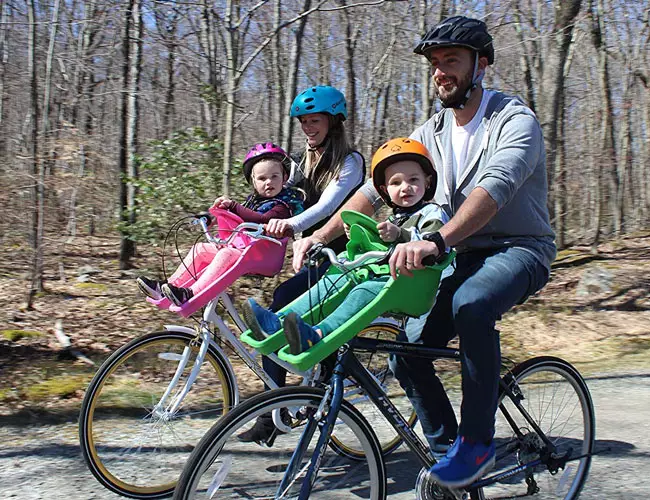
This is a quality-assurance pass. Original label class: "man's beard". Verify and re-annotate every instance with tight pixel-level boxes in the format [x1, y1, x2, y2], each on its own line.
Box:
[434, 69, 474, 109]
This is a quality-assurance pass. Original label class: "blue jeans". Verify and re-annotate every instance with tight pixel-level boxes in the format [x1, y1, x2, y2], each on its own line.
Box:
[390, 247, 550, 446]
[262, 261, 331, 389]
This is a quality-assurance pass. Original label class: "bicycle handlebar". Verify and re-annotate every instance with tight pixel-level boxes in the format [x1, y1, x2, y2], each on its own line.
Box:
[307, 241, 443, 273]
[307, 243, 390, 272]
[192, 216, 283, 247]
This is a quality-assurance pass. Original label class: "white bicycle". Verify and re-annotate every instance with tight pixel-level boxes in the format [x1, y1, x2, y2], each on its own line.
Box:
[79, 211, 413, 499]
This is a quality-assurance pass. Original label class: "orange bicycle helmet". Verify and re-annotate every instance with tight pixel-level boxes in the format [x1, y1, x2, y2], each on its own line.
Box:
[371, 138, 437, 205]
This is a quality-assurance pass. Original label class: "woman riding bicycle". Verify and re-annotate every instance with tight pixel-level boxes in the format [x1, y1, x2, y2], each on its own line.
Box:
[239, 85, 366, 443]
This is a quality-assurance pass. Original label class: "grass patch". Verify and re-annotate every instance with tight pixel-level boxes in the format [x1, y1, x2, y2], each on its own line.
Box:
[74, 282, 108, 292]
[23, 374, 91, 401]
[2, 329, 43, 341]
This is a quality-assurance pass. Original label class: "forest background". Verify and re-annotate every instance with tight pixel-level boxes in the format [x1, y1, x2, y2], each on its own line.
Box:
[0, 0, 649, 412]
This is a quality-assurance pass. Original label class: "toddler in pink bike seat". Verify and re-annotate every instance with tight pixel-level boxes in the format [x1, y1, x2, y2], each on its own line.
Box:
[136, 142, 304, 306]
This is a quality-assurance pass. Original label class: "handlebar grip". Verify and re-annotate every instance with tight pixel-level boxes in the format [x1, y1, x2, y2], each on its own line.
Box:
[305, 242, 325, 260]
[193, 212, 214, 225]
[422, 253, 446, 267]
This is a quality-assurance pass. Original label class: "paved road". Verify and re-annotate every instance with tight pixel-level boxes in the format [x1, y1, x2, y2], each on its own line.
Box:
[1, 372, 648, 499]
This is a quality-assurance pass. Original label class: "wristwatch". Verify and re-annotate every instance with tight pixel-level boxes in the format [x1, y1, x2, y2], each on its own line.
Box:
[423, 231, 446, 255]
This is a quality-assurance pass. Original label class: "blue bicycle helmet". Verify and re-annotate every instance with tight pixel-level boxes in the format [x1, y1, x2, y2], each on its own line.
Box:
[290, 85, 347, 120]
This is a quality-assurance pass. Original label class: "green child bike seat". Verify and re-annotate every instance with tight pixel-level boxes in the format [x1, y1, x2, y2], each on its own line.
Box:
[241, 210, 455, 371]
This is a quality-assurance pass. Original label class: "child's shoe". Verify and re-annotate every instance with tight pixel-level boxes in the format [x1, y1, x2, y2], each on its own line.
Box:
[162, 284, 194, 306]
[136, 277, 165, 300]
[242, 299, 281, 340]
[428, 436, 495, 488]
[283, 312, 322, 355]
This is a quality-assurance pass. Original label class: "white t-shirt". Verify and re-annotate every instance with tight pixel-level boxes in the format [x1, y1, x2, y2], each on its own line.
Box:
[450, 89, 494, 190]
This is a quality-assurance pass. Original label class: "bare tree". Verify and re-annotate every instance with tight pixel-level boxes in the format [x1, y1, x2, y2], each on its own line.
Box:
[0, 0, 9, 160]
[26, 0, 41, 308]
[536, 0, 581, 229]
[587, 0, 617, 242]
[280, 0, 311, 152]
[118, 0, 143, 269]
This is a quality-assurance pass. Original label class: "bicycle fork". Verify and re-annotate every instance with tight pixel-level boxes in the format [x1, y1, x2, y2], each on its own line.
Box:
[277, 352, 347, 499]
[151, 326, 211, 420]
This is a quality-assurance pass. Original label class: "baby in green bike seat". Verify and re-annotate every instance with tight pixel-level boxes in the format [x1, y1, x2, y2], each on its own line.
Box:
[243, 138, 449, 355]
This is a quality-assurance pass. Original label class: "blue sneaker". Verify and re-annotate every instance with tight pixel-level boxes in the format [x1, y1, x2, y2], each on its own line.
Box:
[243, 299, 281, 340]
[283, 312, 322, 355]
[428, 436, 495, 488]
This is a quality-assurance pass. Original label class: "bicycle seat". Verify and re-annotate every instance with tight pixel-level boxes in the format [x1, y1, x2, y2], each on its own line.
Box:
[149, 209, 288, 318]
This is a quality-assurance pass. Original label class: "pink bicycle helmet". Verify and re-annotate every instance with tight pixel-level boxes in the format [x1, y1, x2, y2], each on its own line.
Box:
[242, 142, 289, 183]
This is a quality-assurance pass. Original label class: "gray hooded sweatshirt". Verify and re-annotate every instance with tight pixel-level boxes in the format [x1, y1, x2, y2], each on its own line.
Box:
[361, 91, 556, 271]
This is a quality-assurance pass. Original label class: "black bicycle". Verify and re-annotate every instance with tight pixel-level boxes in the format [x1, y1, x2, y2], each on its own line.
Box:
[173, 244, 595, 500]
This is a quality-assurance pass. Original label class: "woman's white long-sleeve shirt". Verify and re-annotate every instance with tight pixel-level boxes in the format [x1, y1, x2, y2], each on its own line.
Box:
[285, 152, 364, 234]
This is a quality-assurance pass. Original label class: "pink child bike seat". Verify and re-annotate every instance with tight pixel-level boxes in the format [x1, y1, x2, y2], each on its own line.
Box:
[147, 208, 288, 317]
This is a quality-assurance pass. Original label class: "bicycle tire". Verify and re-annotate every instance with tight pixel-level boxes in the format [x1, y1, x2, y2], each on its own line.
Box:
[330, 322, 418, 459]
[79, 329, 236, 499]
[476, 356, 594, 499]
[173, 386, 387, 500]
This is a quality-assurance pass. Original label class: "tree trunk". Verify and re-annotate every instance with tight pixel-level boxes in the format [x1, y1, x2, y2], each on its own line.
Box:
[280, 0, 310, 152]
[199, 0, 218, 136]
[513, 3, 536, 112]
[588, 0, 619, 236]
[337, 0, 357, 142]
[118, 0, 134, 268]
[271, 0, 283, 140]
[0, 0, 9, 160]
[221, 0, 239, 196]
[26, 0, 42, 308]
[538, 0, 581, 226]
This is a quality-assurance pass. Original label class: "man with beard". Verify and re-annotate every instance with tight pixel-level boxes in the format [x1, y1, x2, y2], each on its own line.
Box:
[292, 16, 556, 487]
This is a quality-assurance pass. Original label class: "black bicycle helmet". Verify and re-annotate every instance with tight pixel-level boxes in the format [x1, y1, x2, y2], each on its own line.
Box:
[414, 16, 494, 65]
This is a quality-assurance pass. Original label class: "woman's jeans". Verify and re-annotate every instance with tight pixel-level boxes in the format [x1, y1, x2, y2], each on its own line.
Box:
[390, 246, 550, 448]
[262, 261, 330, 389]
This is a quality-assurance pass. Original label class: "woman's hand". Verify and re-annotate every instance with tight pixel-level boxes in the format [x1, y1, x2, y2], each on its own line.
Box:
[377, 221, 400, 242]
[265, 218, 294, 239]
[212, 196, 233, 209]
[388, 240, 439, 279]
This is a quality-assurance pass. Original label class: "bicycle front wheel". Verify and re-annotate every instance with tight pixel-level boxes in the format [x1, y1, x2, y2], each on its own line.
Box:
[331, 322, 417, 459]
[480, 356, 594, 499]
[174, 386, 387, 500]
[79, 330, 236, 499]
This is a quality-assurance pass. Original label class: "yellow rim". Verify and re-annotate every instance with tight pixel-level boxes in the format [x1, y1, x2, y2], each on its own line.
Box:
[330, 323, 417, 458]
[84, 334, 231, 496]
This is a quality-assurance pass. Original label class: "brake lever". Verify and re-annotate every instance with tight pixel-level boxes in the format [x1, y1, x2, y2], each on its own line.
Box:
[305, 242, 325, 266]
[239, 224, 283, 246]
[422, 252, 448, 266]
[372, 245, 396, 267]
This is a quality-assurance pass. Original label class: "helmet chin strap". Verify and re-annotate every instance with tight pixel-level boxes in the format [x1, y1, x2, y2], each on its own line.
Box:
[306, 135, 330, 152]
[443, 52, 482, 110]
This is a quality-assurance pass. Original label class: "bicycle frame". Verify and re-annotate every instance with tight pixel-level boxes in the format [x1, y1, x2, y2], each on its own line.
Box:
[154, 291, 316, 421]
[293, 335, 579, 499]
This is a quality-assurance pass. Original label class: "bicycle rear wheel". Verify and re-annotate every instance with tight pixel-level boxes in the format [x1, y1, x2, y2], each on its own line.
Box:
[479, 356, 594, 499]
[173, 386, 387, 500]
[331, 322, 417, 459]
[79, 330, 236, 499]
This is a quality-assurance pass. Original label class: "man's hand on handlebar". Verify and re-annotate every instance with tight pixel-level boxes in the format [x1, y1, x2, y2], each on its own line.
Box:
[388, 240, 439, 279]
[292, 235, 327, 272]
